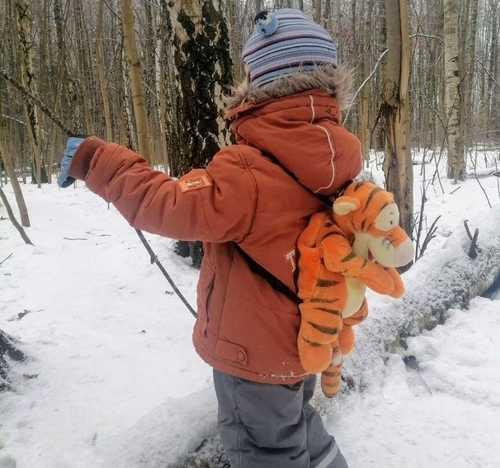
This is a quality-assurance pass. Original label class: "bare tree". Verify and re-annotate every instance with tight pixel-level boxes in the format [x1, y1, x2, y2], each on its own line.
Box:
[15, 0, 45, 185]
[444, 0, 465, 180]
[381, 0, 414, 236]
[120, 0, 153, 162]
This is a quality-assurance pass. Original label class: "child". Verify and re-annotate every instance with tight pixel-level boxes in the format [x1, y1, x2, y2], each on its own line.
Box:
[58, 9, 362, 468]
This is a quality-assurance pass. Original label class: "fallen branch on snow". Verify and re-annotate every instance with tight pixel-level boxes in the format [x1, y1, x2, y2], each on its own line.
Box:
[0, 253, 13, 266]
[466, 167, 500, 179]
[344, 205, 500, 389]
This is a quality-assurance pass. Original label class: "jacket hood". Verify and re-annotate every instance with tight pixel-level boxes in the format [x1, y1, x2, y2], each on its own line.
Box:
[226, 72, 362, 197]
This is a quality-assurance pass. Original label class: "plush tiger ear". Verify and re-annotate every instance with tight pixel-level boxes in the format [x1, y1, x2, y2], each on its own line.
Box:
[333, 196, 360, 216]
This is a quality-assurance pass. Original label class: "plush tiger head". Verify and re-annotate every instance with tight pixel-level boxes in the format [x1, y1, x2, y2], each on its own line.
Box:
[332, 181, 414, 268]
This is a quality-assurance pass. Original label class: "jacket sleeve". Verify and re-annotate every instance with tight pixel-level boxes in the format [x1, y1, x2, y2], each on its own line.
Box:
[70, 138, 257, 242]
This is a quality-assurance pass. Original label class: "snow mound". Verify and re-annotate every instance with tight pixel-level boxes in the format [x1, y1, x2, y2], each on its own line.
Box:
[330, 297, 500, 468]
[344, 205, 500, 388]
[102, 387, 218, 468]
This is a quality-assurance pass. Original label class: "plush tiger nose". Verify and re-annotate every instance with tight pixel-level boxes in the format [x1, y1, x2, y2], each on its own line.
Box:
[388, 227, 414, 267]
[390, 227, 410, 247]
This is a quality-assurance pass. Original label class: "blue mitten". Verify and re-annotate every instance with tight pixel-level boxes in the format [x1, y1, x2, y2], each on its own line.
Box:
[58, 137, 85, 188]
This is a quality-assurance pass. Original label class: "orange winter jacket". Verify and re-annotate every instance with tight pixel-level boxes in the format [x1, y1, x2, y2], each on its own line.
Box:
[70, 91, 362, 384]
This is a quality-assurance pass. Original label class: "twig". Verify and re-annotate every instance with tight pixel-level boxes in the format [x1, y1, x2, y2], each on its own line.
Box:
[0, 69, 77, 136]
[474, 58, 500, 91]
[414, 188, 427, 260]
[449, 186, 462, 195]
[0, 253, 13, 266]
[464, 220, 480, 259]
[343, 49, 389, 125]
[418, 215, 441, 260]
[410, 33, 443, 43]
[63, 237, 88, 241]
[471, 151, 493, 209]
[135, 229, 197, 318]
[1, 114, 25, 126]
[0, 187, 33, 245]
[495, 158, 500, 199]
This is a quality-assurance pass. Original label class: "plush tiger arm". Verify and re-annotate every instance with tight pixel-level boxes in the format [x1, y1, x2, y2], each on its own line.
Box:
[320, 234, 398, 295]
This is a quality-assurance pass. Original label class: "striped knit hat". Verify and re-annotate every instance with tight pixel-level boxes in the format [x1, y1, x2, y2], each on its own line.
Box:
[242, 9, 338, 88]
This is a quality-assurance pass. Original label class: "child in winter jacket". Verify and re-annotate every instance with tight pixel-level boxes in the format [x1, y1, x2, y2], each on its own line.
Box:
[59, 9, 362, 468]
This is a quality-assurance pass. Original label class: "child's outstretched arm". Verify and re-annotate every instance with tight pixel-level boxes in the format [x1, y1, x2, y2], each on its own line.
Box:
[58, 137, 257, 243]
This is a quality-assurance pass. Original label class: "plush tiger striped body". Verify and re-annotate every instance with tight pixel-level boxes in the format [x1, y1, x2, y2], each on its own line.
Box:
[297, 181, 414, 397]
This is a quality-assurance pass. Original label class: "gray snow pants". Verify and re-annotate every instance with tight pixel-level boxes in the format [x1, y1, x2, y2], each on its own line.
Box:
[213, 370, 348, 468]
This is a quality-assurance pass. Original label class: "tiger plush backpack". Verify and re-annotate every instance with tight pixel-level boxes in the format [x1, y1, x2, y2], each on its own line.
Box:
[297, 180, 414, 397]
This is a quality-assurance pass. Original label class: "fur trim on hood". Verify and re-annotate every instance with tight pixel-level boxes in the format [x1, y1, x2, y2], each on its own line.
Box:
[226, 65, 352, 112]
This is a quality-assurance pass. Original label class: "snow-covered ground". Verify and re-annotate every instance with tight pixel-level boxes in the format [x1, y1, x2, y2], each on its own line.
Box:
[331, 297, 500, 468]
[0, 151, 499, 468]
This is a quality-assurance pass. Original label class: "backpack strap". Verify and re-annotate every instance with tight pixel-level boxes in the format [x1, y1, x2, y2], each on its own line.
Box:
[233, 148, 353, 305]
[233, 243, 300, 304]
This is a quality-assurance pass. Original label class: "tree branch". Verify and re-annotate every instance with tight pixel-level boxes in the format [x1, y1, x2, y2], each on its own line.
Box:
[343, 49, 389, 125]
[0, 69, 76, 136]
[0, 187, 33, 245]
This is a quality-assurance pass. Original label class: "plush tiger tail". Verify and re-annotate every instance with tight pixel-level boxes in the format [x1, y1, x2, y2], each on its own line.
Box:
[321, 362, 343, 398]
[319, 326, 353, 398]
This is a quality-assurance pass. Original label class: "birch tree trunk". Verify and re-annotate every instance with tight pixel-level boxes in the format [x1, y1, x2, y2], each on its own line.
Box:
[120, 0, 153, 163]
[313, 0, 322, 24]
[462, 0, 478, 150]
[165, 1, 233, 176]
[444, 0, 465, 181]
[381, 0, 413, 237]
[358, 0, 374, 161]
[96, 0, 113, 142]
[15, 0, 46, 186]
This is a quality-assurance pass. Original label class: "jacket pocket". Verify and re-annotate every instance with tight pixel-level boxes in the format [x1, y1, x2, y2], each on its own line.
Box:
[203, 273, 215, 336]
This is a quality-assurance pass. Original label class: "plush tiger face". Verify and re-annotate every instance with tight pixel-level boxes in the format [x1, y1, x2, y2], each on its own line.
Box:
[332, 181, 414, 268]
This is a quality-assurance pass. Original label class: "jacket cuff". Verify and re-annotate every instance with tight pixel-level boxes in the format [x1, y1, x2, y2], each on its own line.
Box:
[68, 137, 106, 181]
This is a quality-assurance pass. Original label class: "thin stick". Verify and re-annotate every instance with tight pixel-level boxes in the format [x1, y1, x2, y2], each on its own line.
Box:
[418, 215, 441, 260]
[0, 69, 76, 136]
[343, 49, 389, 125]
[0, 253, 13, 266]
[135, 229, 197, 318]
[0, 187, 33, 245]
[2, 67, 196, 319]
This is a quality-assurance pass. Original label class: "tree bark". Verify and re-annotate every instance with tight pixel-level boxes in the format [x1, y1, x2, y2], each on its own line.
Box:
[120, 0, 153, 162]
[313, 0, 322, 24]
[164, 1, 233, 176]
[15, 0, 46, 186]
[443, 0, 465, 181]
[463, 0, 478, 149]
[96, 0, 113, 142]
[381, 0, 413, 236]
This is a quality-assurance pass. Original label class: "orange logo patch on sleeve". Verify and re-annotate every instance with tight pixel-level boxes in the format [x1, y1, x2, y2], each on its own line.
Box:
[179, 173, 213, 193]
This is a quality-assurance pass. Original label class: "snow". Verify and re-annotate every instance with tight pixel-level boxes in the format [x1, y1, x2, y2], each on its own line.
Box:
[0, 183, 212, 467]
[1, 150, 499, 467]
[330, 297, 500, 468]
